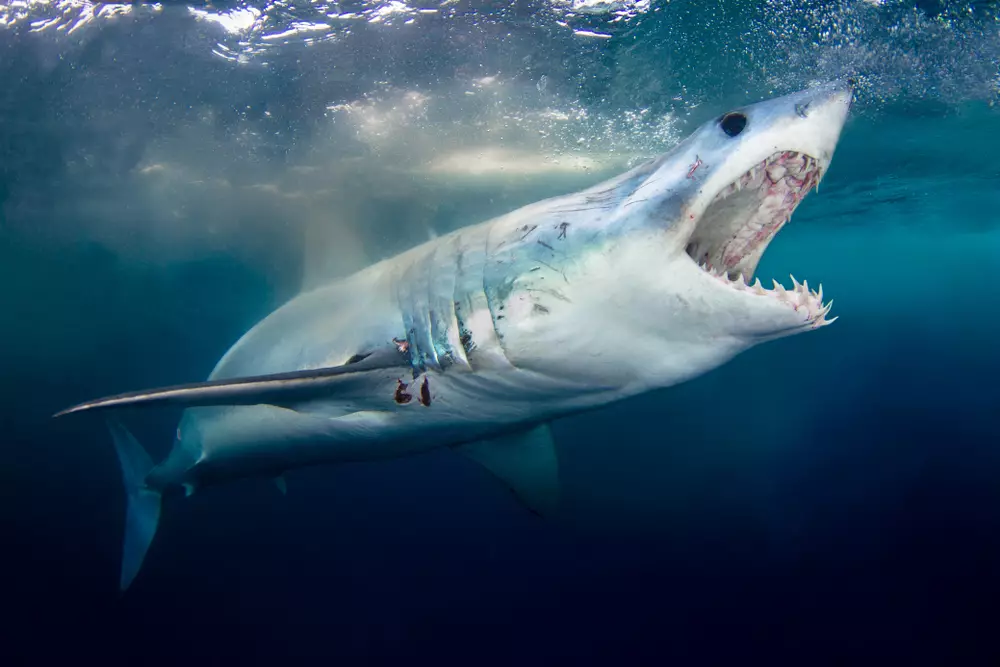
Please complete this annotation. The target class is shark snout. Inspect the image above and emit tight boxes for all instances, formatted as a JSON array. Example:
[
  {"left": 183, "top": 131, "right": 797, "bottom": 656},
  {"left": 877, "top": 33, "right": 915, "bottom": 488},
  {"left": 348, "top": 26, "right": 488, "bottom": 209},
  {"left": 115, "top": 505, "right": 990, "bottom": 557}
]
[{"left": 792, "top": 80, "right": 854, "bottom": 126}]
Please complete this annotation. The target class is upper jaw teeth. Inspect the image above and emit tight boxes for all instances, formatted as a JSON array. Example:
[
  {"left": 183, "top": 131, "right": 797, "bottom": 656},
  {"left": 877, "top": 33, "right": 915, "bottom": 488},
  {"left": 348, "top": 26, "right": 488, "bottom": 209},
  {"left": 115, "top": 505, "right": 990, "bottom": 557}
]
[
  {"left": 697, "top": 261, "right": 836, "bottom": 326},
  {"left": 713, "top": 152, "right": 822, "bottom": 202}
]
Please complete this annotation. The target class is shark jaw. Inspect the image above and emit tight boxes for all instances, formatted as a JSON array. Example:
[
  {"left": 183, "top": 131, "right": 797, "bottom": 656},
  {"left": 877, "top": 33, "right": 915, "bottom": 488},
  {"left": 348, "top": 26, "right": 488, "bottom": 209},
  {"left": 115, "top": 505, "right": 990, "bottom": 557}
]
[
  {"left": 597, "top": 80, "right": 853, "bottom": 349},
  {"left": 683, "top": 148, "right": 836, "bottom": 332}
]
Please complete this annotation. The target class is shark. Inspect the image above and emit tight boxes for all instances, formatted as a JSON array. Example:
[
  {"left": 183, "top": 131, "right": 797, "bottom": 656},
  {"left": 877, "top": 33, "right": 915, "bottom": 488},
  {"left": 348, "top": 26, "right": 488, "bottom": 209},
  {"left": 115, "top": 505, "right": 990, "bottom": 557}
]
[{"left": 55, "top": 81, "right": 854, "bottom": 591}]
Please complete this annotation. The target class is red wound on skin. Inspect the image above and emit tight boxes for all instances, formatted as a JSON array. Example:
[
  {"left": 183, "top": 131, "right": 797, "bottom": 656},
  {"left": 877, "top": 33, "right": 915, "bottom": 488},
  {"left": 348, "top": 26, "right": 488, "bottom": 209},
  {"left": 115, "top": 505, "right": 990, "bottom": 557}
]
[
  {"left": 393, "top": 337, "right": 409, "bottom": 353},
  {"left": 394, "top": 379, "right": 412, "bottom": 404},
  {"left": 418, "top": 377, "right": 431, "bottom": 407},
  {"left": 687, "top": 155, "right": 703, "bottom": 179}
]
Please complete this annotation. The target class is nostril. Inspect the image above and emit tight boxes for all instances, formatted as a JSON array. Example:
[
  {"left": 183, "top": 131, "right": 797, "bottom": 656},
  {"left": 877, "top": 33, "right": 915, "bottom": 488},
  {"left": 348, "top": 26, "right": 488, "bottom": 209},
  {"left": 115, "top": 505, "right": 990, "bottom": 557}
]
[{"left": 795, "top": 102, "right": 810, "bottom": 118}]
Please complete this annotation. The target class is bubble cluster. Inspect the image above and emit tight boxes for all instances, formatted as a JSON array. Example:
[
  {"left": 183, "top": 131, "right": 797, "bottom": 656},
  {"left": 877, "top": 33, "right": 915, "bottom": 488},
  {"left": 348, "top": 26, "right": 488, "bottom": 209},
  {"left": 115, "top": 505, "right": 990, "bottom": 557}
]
[
  {"left": 5, "top": 1, "right": 999, "bottom": 122},
  {"left": 755, "top": 0, "right": 1000, "bottom": 109}
]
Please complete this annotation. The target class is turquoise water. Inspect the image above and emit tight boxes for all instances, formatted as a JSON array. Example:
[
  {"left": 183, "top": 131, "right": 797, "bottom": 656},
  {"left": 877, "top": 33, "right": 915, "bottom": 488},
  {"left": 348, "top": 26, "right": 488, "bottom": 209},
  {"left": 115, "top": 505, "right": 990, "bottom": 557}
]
[{"left": 3, "top": 1, "right": 1000, "bottom": 663}]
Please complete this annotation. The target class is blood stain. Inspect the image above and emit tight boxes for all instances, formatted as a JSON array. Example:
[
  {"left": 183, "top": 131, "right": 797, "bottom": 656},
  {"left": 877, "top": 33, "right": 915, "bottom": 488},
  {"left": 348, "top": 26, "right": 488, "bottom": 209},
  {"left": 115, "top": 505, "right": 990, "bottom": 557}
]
[
  {"left": 419, "top": 377, "right": 432, "bottom": 407},
  {"left": 394, "top": 379, "right": 412, "bottom": 404}
]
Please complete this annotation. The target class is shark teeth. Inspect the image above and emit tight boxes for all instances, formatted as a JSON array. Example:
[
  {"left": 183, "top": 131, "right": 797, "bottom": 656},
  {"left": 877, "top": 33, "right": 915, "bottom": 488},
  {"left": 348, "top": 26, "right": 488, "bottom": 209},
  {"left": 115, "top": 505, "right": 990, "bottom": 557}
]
[
  {"left": 688, "top": 149, "right": 834, "bottom": 328},
  {"left": 719, "top": 152, "right": 818, "bottom": 197},
  {"left": 688, "top": 150, "right": 821, "bottom": 277},
  {"left": 696, "top": 262, "right": 836, "bottom": 327}
]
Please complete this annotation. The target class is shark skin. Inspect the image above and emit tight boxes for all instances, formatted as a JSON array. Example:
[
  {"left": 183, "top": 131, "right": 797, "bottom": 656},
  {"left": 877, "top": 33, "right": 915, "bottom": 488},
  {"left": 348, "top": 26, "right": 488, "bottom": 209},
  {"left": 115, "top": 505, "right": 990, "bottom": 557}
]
[{"left": 56, "top": 81, "right": 854, "bottom": 590}]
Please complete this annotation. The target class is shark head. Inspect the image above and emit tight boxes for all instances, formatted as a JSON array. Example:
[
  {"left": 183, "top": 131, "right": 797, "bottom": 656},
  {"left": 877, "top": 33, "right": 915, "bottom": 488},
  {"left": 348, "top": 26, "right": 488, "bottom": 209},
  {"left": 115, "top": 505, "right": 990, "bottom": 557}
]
[
  {"left": 663, "top": 81, "right": 851, "bottom": 288},
  {"left": 497, "top": 81, "right": 854, "bottom": 390},
  {"left": 620, "top": 80, "right": 853, "bottom": 380}
]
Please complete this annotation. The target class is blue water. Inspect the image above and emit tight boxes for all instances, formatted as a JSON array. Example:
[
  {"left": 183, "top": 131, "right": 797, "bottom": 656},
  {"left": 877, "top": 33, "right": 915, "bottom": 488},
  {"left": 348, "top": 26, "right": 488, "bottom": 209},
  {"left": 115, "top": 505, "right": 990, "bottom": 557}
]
[{"left": 3, "top": 1, "right": 1000, "bottom": 664}]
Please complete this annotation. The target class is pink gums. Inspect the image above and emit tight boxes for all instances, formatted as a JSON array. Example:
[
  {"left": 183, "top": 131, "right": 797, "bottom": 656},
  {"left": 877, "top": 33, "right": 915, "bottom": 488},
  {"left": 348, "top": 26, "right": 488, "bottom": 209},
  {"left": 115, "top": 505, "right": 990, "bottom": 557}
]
[{"left": 720, "top": 152, "right": 819, "bottom": 267}]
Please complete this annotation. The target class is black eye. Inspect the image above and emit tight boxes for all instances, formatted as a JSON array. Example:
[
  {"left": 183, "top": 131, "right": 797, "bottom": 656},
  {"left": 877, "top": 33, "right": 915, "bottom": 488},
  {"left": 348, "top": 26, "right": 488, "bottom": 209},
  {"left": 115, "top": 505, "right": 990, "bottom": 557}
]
[{"left": 720, "top": 112, "right": 747, "bottom": 137}]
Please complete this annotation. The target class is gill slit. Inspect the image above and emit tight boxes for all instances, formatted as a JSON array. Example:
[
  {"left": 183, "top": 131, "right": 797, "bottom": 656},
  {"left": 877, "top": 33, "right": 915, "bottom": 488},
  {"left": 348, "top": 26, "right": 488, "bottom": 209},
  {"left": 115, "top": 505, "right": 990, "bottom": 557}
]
[{"left": 482, "top": 223, "right": 516, "bottom": 369}]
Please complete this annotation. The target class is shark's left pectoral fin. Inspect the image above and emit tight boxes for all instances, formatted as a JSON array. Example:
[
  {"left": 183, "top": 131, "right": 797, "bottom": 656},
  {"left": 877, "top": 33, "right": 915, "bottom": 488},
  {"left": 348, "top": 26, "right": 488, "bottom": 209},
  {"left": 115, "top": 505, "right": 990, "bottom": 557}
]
[
  {"left": 51, "top": 345, "right": 409, "bottom": 418},
  {"left": 454, "top": 424, "right": 560, "bottom": 517}
]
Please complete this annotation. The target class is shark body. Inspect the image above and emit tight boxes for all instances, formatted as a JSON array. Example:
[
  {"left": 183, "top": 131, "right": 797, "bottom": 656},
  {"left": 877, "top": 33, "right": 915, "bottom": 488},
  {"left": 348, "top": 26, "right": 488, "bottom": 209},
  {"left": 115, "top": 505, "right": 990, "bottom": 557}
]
[{"left": 57, "top": 82, "right": 854, "bottom": 590}]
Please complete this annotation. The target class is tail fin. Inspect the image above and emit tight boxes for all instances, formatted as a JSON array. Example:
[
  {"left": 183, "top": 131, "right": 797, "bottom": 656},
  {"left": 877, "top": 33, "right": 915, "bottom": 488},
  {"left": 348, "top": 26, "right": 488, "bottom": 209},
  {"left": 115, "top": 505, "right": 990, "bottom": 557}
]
[{"left": 107, "top": 418, "right": 162, "bottom": 591}]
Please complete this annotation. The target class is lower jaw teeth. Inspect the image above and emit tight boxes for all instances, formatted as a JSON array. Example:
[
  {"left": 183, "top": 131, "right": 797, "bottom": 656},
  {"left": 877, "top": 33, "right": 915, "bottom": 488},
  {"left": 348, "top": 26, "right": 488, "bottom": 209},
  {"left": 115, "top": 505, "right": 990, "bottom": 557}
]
[{"left": 699, "top": 262, "right": 828, "bottom": 308}]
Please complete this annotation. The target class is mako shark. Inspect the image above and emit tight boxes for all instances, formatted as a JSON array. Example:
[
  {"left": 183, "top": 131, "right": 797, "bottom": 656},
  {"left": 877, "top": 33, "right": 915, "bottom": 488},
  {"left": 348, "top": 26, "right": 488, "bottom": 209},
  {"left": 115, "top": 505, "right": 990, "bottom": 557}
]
[{"left": 56, "top": 81, "right": 854, "bottom": 591}]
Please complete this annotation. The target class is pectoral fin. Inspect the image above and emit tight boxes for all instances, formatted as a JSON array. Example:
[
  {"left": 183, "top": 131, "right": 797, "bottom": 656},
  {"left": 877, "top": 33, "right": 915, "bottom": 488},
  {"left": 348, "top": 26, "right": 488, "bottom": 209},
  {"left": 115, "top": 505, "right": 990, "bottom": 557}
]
[
  {"left": 454, "top": 424, "right": 560, "bottom": 517},
  {"left": 53, "top": 345, "right": 409, "bottom": 418}
]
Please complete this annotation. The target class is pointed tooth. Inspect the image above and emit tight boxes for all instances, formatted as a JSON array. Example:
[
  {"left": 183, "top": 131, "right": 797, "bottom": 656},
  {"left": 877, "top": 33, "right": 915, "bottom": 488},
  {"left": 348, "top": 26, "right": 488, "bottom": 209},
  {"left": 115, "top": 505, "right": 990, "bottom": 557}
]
[
  {"left": 817, "top": 284, "right": 824, "bottom": 300},
  {"left": 825, "top": 316, "right": 839, "bottom": 325},
  {"left": 772, "top": 279, "right": 785, "bottom": 294},
  {"left": 789, "top": 274, "right": 799, "bottom": 289},
  {"left": 753, "top": 277, "right": 762, "bottom": 289},
  {"left": 802, "top": 279, "right": 809, "bottom": 294},
  {"left": 737, "top": 272, "right": 746, "bottom": 285}
]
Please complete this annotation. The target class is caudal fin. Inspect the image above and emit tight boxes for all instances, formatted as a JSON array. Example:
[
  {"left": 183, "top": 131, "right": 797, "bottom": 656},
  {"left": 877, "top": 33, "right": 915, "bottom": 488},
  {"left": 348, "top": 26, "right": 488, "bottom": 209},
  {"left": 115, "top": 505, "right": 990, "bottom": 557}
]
[{"left": 106, "top": 418, "right": 161, "bottom": 591}]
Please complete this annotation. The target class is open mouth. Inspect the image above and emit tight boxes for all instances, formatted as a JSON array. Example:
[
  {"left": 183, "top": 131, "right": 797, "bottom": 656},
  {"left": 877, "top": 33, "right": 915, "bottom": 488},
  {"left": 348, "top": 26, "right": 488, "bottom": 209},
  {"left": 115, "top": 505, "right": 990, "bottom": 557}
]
[{"left": 684, "top": 150, "right": 835, "bottom": 326}]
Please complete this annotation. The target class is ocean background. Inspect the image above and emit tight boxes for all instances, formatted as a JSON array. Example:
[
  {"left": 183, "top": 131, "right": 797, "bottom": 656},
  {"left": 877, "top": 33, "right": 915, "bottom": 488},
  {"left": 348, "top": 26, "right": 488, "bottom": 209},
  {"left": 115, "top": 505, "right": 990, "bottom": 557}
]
[{"left": 3, "top": 1, "right": 999, "bottom": 663}]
